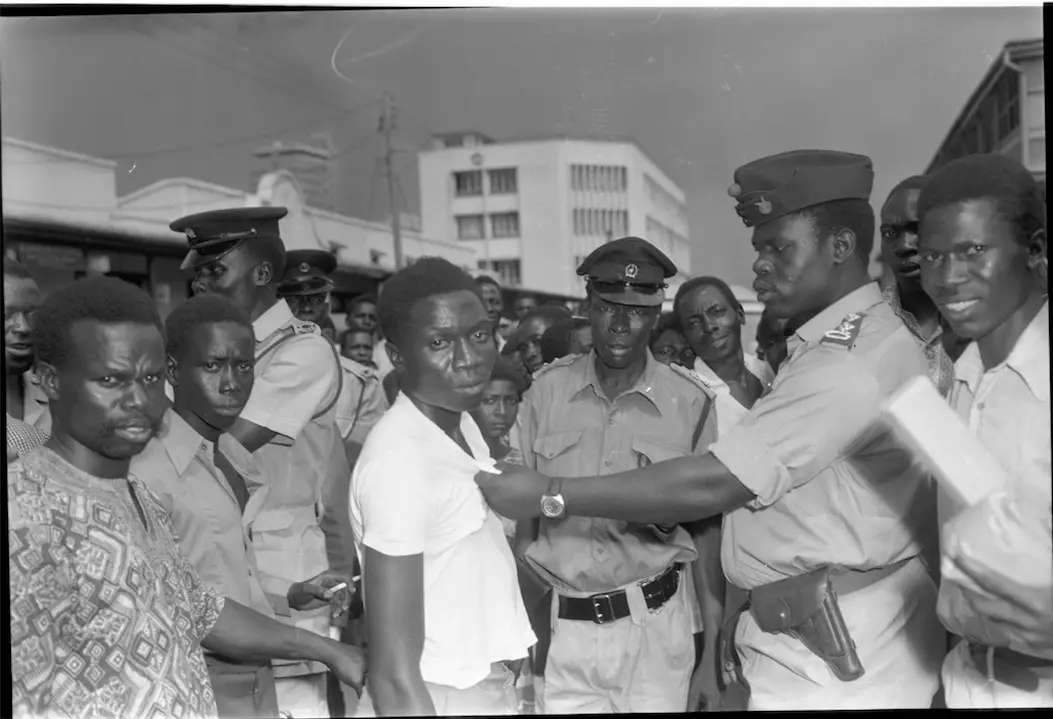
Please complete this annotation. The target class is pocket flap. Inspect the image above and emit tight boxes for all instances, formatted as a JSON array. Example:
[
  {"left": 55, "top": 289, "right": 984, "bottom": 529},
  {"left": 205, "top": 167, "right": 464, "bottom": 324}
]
[
  {"left": 749, "top": 568, "right": 830, "bottom": 633},
  {"left": 631, "top": 436, "right": 684, "bottom": 466},
  {"left": 533, "top": 430, "right": 584, "bottom": 460}
]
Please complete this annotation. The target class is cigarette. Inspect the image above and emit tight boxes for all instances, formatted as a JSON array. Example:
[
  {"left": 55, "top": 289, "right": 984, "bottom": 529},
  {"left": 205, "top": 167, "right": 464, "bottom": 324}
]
[
  {"left": 352, "top": 575, "right": 361, "bottom": 583},
  {"left": 329, "top": 582, "right": 348, "bottom": 593}
]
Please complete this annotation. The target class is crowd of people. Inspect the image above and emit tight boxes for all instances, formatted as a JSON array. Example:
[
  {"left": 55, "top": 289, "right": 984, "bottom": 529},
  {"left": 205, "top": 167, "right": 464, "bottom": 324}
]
[{"left": 5, "top": 147, "right": 1050, "bottom": 717}]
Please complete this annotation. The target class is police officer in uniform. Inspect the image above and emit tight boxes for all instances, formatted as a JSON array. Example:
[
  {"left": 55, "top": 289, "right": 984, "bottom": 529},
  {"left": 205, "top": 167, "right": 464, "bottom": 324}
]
[
  {"left": 173, "top": 208, "right": 352, "bottom": 718},
  {"left": 512, "top": 237, "right": 721, "bottom": 713},
  {"left": 477, "top": 151, "right": 945, "bottom": 710}
]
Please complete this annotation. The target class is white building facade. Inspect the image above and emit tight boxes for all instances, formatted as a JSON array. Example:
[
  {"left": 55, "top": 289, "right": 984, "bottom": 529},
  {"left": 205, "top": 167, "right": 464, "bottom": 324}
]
[{"left": 418, "top": 133, "right": 692, "bottom": 298}]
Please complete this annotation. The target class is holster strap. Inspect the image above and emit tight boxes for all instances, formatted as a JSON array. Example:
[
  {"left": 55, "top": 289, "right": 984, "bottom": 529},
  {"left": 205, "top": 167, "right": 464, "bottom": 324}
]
[
  {"left": 830, "top": 556, "right": 913, "bottom": 596},
  {"left": 557, "top": 564, "right": 680, "bottom": 624}
]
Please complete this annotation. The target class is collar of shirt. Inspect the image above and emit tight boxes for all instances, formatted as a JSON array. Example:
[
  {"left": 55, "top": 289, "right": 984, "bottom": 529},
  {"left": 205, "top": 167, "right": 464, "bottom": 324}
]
[
  {"left": 570, "top": 349, "right": 662, "bottom": 411},
  {"left": 390, "top": 392, "right": 495, "bottom": 475},
  {"left": 954, "top": 300, "right": 1049, "bottom": 403},
  {"left": 693, "top": 357, "right": 728, "bottom": 393},
  {"left": 881, "top": 282, "right": 946, "bottom": 343},
  {"left": 253, "top": 298, "right": 295, "bottom": 342},
  {"left": 787, "top": 281, "right": 885, "bottom": 356},
  {"left": 157, "top": 408, "right": 212, "bottom": 477}
]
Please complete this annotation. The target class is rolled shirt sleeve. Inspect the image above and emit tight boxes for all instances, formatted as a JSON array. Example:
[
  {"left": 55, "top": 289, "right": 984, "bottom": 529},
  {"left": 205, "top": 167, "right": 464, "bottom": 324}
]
[
  {"left": 355, "top": 455, "right": 430, "bottom": 557},
  {"left": 239, "top": 334, "right": 339, "bottom": 442},
  {"left": 710, "top": 346, "right": 882, "bottom": 509}
]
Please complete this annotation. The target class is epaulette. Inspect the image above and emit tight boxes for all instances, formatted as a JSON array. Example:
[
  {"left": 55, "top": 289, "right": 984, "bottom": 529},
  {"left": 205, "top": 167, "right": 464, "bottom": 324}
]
[
  {"left": 668, "top": 361, "right": 717, "bottom": 399},
  {"left": 820, "top": 311, "right": 864, "bottom": 350},
  {"left": 532, "top": 352, "right": 583, "bottom": 380},
  {"left": 292, "top": 318, "right": 321, "bottom": 336},
  {"left": 340, "top": 355, "right": 375, "bottom": 380}
]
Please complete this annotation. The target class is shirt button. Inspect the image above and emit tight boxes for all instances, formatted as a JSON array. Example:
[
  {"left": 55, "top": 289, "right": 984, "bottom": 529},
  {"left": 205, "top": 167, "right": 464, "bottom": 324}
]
[{"left": 604, "top": 460, "right": 612, "bottom": 467}]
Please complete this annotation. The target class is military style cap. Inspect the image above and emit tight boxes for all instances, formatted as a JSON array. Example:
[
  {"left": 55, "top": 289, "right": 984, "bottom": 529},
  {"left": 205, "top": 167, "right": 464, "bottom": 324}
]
[
  {"left": 171, "top": 207, "right": 288, "bottom": 270},
  {"left": 278, "top": 249, "right": 338, "bottom": 297},
  {"left": 728, "top": 150, "right": 874, "bottom": 228},
  {"left": 576, "top": 236, "right": 677, "bottom": 307}
]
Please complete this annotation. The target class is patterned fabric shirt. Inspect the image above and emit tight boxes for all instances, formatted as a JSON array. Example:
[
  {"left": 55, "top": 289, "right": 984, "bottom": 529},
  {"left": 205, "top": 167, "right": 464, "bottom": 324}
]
[
  {"left": 9, "top": 447, "right": 225, "bottom": 719},
  {"left": 6, "top": 413, "right": 49, "bottom": 462},
  {"left": 882, "top": 283, "right": 955, "bottom": 397}
]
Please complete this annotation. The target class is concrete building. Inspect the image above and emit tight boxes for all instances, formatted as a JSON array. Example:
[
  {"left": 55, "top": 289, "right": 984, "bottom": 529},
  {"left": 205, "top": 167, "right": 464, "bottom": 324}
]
[
  {"left": 927, "top": 37, "right": 1044, "bottom": 191},
  {"left": 2, "top": 136, "right": 475, "bottom": 320},
  {"left": 251, "top": 135, "right": 338, "bottom": 212},
  {"left": 418, "top": 132, "right": 692, "bottom": 300}
]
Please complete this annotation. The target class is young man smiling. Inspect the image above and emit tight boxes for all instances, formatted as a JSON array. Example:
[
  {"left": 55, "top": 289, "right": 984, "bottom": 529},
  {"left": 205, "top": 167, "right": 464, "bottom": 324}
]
[
  {"left": 916, "top": 153, "right": 1051, "bottom": 708},
  {"left": 132, "top": 295, "right": 354, "bottom": 717},
  {"left": 9, "top": 277, "right": 364, "bottom": 718},
  {"left": 350, "top": 257, "right": 535, "bottom": 716}
]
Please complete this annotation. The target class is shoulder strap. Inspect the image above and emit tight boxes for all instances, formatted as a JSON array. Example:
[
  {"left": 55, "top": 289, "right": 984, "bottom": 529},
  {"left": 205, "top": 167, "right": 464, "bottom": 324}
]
[
  {"left": 311, "top": 340, "right": 344, "bottom": 421},
  {"left": 255, "top": 326, "right": 297, "bottom": 364},
  {"left": 820, "top": 312, "right": 864, "bottom": 350},
  {"left": 691, "top": 393, "right": 714, "bottom": 452},
  {"left": 255, "top": 324, "right": 343, "bottom": 421}
]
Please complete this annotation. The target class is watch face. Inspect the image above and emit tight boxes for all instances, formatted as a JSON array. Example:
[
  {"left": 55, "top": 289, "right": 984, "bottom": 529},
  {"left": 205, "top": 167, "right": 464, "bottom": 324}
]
[{"left": 541, "top": 494, "right": 564, "bottom": 518}]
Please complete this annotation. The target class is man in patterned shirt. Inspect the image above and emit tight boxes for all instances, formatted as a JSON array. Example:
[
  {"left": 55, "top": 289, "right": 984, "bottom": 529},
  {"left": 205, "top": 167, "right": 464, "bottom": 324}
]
[{"left": 9, "top": 276, "right": 365, "bottom": 719}]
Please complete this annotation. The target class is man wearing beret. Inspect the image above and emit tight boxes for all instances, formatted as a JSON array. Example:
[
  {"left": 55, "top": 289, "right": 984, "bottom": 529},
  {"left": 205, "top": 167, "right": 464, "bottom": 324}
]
[
  {"left": 479, "top": 151, "right": 945, "bottom": 709},
  {"left": 172, "top": 208, "right": 350, "bottom": 717},
  {"left": 510, "top": 237, "right": 721, "bottom": 713}
]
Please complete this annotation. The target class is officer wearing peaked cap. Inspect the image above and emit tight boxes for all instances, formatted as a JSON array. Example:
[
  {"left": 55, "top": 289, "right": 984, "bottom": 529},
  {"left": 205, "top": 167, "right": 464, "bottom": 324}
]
[
  {"left": 171, "top": 207, "right": 355, "bottom": 718},
  {"left": 508, "top": 235, "right": 722, "bottom": 713},
  {"left": 278, "top": 249, "right": 338, "bottom": 326},
  {"left": 476, "top": 152, "right": 944, "bottom": 711}
]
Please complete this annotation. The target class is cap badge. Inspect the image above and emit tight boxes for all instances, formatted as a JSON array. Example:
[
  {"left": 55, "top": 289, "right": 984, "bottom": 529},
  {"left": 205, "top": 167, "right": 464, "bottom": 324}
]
[
  {"left": 756, "top": 198, "right": 773, "bottom": 215},
  {"left": 299, "top": 262, "right": 311, "bottom": 273},
  {"left": 185, "top": 228, "right": 196, "bottom": 239},
  {"left": 624, "top": 263, "right": 639, "bottom": 280}
]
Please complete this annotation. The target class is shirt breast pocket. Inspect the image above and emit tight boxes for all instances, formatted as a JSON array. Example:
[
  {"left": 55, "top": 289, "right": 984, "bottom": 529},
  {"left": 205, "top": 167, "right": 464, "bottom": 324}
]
[
  {"left": 533, "top": 429, "right": 585, "bottom": 476},
  {"left": 632, "top": 436, "right": 686, "bottom": 468}
]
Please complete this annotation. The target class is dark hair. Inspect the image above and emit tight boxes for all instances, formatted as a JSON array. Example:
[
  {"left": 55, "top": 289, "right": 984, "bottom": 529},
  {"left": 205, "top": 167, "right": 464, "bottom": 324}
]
[
  {"left": 378, "top": 257, "right": 482, "bottom": 348},
  {"left": 488, "top": 356, "right": 527, "bottom": 397},
  {"left": 165, "top": 295, "right": 253, "bottom": 361},
  {"left": 650, "top": 312, "right": 684, "bottom": 348},
  {"left": 917, "top": 153, "right": 1045, "bottom": 247},
  {"left": 755, "top": 307, "right": 787, "bottom": 345},
  {"left": 515, "top": 294, "right": 538, "bottom": 304},
  {"left": 348, "top": 294, "right": 378, "bottom": 313},
  {"left": 885, "top": 175, "right": 931, "bottom": 204},
  {"left": 520, "top": 305, "right": 572, "bottom": 330},
  {"left": 794, "top": 198, "right": 876, "bottom": 262},
  {"left": 242, "top": 236, "right": 287, "bottom": 286},
  {"left": 3, "top": 257, "right": 34, "bottom": 280},
  {"left": 672, "top": 276, "right": 740, "bottom": 330},
  {"left": 475, "top": 275, "right": 500, "bottom": 291},
  {"left": 539, "top": 316, "right": 590, "bottom": 364},
  {"left": 33, "top": 276, "right": 164, "bottom": 369}
]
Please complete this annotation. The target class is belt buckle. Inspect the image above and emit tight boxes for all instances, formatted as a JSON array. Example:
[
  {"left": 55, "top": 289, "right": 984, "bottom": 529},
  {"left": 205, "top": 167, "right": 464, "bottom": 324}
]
[{"left": 591, "top": 593, "right": 615, "bottom": 624}]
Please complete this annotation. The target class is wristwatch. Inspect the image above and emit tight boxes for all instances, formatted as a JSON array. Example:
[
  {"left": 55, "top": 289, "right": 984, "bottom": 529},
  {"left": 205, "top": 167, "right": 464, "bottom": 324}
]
[{"left": 541, "top": 477, "right": 566, "bottom": 519}]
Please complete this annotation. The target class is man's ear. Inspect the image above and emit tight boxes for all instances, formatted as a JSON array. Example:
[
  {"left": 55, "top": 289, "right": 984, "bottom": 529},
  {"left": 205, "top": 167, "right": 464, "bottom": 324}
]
[
  {"left": 254, "top": 261, "right": 274, "bottom": 288},
  {"left": 165, "top": 356, "right": 179, "bottom": 388},
  {"left": 36, "top": 361, "right": 60, "bottom": 402},
  {"left": 830, "top": 227, "right": 858, "bottom": 266},
  {"left": 736, "top": 304, "right": 746, "bottom": 325},
  {"left": 386, "top": 340, "right": 403, "bottom": 370}
]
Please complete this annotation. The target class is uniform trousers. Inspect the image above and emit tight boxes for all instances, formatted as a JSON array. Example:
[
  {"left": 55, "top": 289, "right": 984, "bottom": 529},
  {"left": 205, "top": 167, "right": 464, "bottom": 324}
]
[
  {"left": 537, "top": 565, "right": 695, "bottom": 714},
  {"left": 735, "top": 556, "right": 943, "bottom": 710},
  {"left": 943, "top": 640, "right": 1053, "bottom": 708},
  {"left": 205, "top": 655, "right": 280, "bottom": 719},
  {"left": 354, "top": 662, "right": 520, "bottom": 716}
]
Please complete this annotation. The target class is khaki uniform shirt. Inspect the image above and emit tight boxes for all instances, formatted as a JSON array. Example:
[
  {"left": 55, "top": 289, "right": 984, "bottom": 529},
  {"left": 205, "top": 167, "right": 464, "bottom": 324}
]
[
  {"left": 713, "top": 282, "right": 933, "bottom": 590},
  {"left": 520, "top": 351, "right": 717, "bottom": 594},
  {"left": 132, "top": 410, "right": 275, "bottom": 621},
  {"left": 335, "top": 355, "right": 389, "bottom": 446}
]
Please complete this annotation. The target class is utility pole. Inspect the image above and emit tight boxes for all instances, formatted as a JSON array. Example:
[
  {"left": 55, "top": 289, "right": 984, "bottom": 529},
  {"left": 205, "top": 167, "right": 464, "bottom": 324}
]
[{"left": 380, "top": 92, "right": 403, "bottom": 270}]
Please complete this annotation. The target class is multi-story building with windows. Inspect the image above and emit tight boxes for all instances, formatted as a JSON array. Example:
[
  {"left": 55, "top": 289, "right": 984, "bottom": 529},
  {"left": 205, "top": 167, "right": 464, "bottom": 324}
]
[
  {"left": 418, "top": 132, "right": 692, "bottom": 299},
  {"left": 927, "top": 38, "right": 1044, "bottom": 191}
]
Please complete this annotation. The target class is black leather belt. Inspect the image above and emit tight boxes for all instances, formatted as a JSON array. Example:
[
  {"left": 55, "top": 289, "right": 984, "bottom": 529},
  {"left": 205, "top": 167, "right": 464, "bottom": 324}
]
[{"left": 557, "top": 564, "right": 681, "bottom": 624}]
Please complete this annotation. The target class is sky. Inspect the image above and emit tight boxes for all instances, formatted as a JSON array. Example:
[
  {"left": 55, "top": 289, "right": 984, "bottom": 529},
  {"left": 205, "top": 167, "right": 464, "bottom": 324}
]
[{"left": 0, "top": 6, "right": 1043, "bottom": 287}]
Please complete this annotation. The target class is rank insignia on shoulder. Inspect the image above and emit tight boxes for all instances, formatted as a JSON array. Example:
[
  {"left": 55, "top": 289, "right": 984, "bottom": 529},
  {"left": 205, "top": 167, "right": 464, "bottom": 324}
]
[
  {"left": 291, "top": 319, "right": 320, "bottom": 335},
  {"left": 821, "top": 312, "right": 863, "bottom": 349},
  {"left": 669, "top": 362, "right": 717, "bottom": 396},
  {"left": 533, "top": 353, "right": 580, "bottom": 379}
]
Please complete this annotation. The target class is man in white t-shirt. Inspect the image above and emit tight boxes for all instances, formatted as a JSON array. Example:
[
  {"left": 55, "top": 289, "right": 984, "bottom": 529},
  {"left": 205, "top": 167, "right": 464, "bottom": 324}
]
[{"left": 350, "top": 257, "right": 536, "bottom": 716}]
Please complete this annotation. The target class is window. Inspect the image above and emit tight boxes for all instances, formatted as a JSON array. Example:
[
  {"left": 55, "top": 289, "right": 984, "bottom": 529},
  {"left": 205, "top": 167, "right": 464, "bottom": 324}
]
[
  {"left": 492, "top": 259, "right": 521, "bottom": 287},
  {"left": 490, "top": 212, "right": 520, "bottom": 238},
  {"left": 454, "top": 170, "right": 483, "bottom": 197},
  {"left": 488, "top": 168, "right": 518, "bottom": 194},
  {"left": 996, "top": 71, "right": 1021, "bottom": 141},
  {"left": 572, "top": 208, "right": 628, "bottom": 237},
  {"left": 570, "top": 164, "right": 628, "bottom": 192},
  {"left": 456, "top": 214, "right": 485, "bottom": 239}
]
